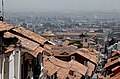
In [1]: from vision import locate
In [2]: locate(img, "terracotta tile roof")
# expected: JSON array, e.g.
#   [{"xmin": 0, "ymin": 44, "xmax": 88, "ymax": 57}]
[
  {"xmin": 79, "ymin": 48, "xmax": 99, "ymax": 55},
  {"xmin": 4, "ymin": 32, "xmax": 45, "ymax": 57},
  {"xmin": 112, "ymin": 51, "xmax": 120, "ymax": 57},
  {"xmin": 104, "ymin": 58, "xmax": 120, "ymax": 68},
  {"xmin": 45, "ymin": 44, "xmax": 77, "ymax": 50},
  {"xmin": 79, "ymin": 48, "xmax": 90, "ymax": 53},
  {"xmin": 0, "ymin": 21, "xmax": 14, "ymax": 31},
  {"xmin": 67, "ymin": 74, "xmax": 74, "ymax": 79},
  {"xmin": 87, "ymin": 32, "xmax": 103, "ymax": 36},
  {"xmin": 44, "ymin": 44, "xmax": 78, "ymax": 56},
  {"xmin": 51, "ymin": 46, "xmax": 68, "ymax": 50},
  {"xmin": 4, "ymin": 32, "xmax": 39, "ymax": 51},
  {"xmin": 63, "ymin": 49, "xmax": 75, "ymax": 54},
  {"xmin": 12, "ymin": 26, "xmax": 47, "ymax": 45},
  {"xmin": 106, "ymin": 75, "xmax": 110, "ymax": 79},
  {"xmin": 56, "ymin": 32, "xmax": 82, "ymax": 35},
  {"xmin": 82, "ymin": 42, "xmax": 89, "ymax": 47},
  {"xmin": 65, "ymin": 27, "xmax": 98, "ymax": 31},
  {"xmin": 57, "ymin": 68, "xmax": 69, "ymax": 79},
  {"xmin": 63, "ymin": 40, "xmax": 69, "ymax": 47},
  {"xmin": 89, "ymin": 41, "xmax": 96, "ymax": 44},
  {"xmin": 48, "ymin": 56, "xmax": 70, "ymax": 68},
  {"xmin": 67, "ymin": 72, "xmax": 82, "ymax": 79},
  {"xmin": 107, "ymin": 56, "xmax": 119, "ymax": 63},
  {"xmin": 91, "ymin": 49, "xmax": 100, "ymax": 54},
  {"xmin": 70, "ymin": 61, "xmax": 88, "ymax": 76},
  {"xmin": 78, "ymin": 48, "xmax": 98, "ymax": 55},
  {"xmin": 50, "ymin": 49, "xmax": 74, "ymax": 56},
  {"xmin": 44, "ymin": 44, "xmax": 53, "ymax": 50},
  {"xmin": 44, "ymin": 56, "xmax": 60, "ymax": 76},
  {"xmin": 79, "ymin": 48, "xmax": 99, "ymax": 60},
  {"xmin": 30, "ymin": 47, "xmax": 45, "ymax": 57},
  {"xmin": 5, "ymin": 44, "xmax": 15, "ymax": 53},
  {"xmin": 105, "ymin": 52, "xmax": 120, "ymax": 79},
  {"xmin": 49, "ymin": 50, "xmax": 61, "ymax": 56},
  {"xmin": 110, "ymin": 72, "xmax": 120, "ymax": 79},
  {"xmin": 43, "ymin": 56, "xmax": 88, "ymax": 78},
  {"xmin": 68, "ymin": 45, "xmax": 78, "ymax": 49},
  {"xmin": 4, "ymin": 32, "xmax": 15, "ymax": 38},
  {"xmin": 112, "ymin": 66, "xmax": 120, "ymax": 71},
  {"xmin": 72, "ymin": 50, "xmax": 98, "ymax": 65},
  {"xmin": 87, "ymin": 61, "xmax": 95, "ymax": 76},
  {"xmin": 73, "ymin": 72, "xmax": 82, "ymax": 79},
  {"xmin": 57, "ymin": 68, "xmax": 82, "ymax": 79}
]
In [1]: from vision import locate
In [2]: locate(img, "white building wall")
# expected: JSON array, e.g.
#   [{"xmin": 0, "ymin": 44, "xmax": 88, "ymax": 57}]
[
  {"xmin": 14, "ymin": 48, "xmax": 21, "ymax": 79},
  {"xmin": 2, "ymin": 56, "xmax": 5, "ymax": 79},
  {"xmin": 4, "ymin": 57, "xmax": 9, "ymax": 79},
  {"xmin": 0, "ymin": 55, "xmax": 2, "ymax": 79},
  {"xmin": 117, "ymin": 42, "xmax": 120, "ymax": 50},
  {"xmin": 0, "ymin": 54, "xmax": 5, "ymax": 79},
  {"xmin": 9, "ymin": 48, "xmax": 21, "ymax": 79},
  {"xmin": 9, "ymin": 51, "xmax": 15, "ymax": 79}
]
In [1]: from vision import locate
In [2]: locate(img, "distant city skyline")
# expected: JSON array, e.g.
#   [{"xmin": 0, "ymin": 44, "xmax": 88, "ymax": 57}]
[{"xmin": 1, "ymin": 0, "xmax": 120, "ymax": 12}]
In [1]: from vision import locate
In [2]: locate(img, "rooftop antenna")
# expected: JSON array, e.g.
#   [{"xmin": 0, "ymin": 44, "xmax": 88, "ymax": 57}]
[{"xmin": 0, "ymin": 0, "xmax": 4, "ymax": 21}]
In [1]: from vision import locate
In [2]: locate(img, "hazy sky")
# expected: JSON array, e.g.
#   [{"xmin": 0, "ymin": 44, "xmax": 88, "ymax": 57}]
[{"xmin": 2, "ymin": 0, "xmax": 120, "ymax": 12}]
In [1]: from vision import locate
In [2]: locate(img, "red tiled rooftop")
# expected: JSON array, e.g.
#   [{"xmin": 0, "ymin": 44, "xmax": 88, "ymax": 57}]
[
  {"xmin": 43, "ymin": 56, "xmax": 88, "ymax": 77},
  {"xmin": 4, "ymin": 32, "xmax": 39, "ymax": 51},
  {"xmin": 110, "ymin": 72, "xmax": 120, "ymax": 79},
  {"xmin": 56, "ymin": 32, "xmax": 82, "ymax": 35},
  {"xmin": 112, "ymin": 51, "xmax": 120, "ymax": 57},
  {"xmin": 104, "ymin": 58, "xmax": 120, "ymax": 68},
  {"xmin": 4, "ymin": 32, "xmax": 46, "ymax": 57},
  {"xmin": 87, "ymin": 61, "xmax": 95, "ymax": 76},
  {"xmin": 0, "ymin": 21, "xmax": 14, "ymax": 31},
  {"xmin": 72, "ymin": 49, "xmax": 98, "ymax": 65},
  {"xmin": 12, "ymin": 26, "xmax": 47, "ymax": 45}
]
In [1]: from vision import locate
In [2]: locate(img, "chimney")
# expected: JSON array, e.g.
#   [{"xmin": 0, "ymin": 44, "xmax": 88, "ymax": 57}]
[{"xmin": 71, "ymin": 56, "xmax": 75, "ymax": 61}]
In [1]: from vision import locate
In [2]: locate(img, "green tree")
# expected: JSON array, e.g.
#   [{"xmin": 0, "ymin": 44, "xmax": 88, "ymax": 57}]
[{"xmin": 69, "ymin": 40, "xmax": 83, "ymax": 48}]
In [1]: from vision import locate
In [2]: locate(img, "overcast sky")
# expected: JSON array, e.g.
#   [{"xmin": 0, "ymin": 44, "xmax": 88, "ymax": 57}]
[{"xmin": 1, "ymin": 0, "xmax": 120, "ymax": 12}]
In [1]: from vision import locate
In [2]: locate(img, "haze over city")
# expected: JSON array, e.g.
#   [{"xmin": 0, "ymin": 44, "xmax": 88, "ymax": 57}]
[
  {"xmin": 1, "ymin": 0, "xmax": 120, "ymax": 12},
  {"xmin": 0, "ymin": 0, "xmax": 120, "ymax": 79}
]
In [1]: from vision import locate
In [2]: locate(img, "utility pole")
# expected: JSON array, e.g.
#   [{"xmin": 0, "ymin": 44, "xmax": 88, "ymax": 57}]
[
  {"xmin": 2, "ymin": 0, "xmax": 4, "ymax": 18},
  {"xmin": 0, "ymin": 0, "xmax": 4, "ymax": 21},
  {"xmin": 0, "ymin": 32, "xmax": 4, "ymax": 79}
]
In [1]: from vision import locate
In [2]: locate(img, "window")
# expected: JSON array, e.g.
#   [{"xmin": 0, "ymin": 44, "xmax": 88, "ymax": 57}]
[{"xmin": 69, "ymin": 70, "xmax": 74, "ymax": 76}]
